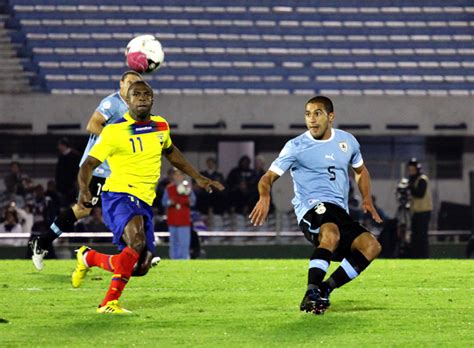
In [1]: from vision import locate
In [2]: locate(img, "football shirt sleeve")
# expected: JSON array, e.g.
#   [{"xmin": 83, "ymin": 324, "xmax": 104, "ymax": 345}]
[
  {"xmin": 269, "ymin": 140, "xmax": 296, "ymax": 176},
  {"xmin": 95, "ymin": 97, "xmax": 116, "ymax": 121},
  {"xmin": 350, "ymin": 135, "xmax": 364, "ymax": 168},
  {"xmin": 89, "ymin": 126, "xmax": 115, "ymax": 162},
  {"xmin": 162, "ymin": 123, "xmax": 173, "ymax": 150}
]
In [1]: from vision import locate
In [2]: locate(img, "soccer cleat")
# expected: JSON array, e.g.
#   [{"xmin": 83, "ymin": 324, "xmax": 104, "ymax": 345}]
[
  {"xmin": 96, "ymin": 300, "xmax": 132, "ymax": 314},
  {"xmin": 71, "ymin": 246, "xmax": 91, "ymax": 288},
  {"xmin": 29, "ymin": 237, "xmax": 48, "ymax": 271},
  {"xmin": 300, "ymin": 288, "xmax": 331, "ymax": 315},
  {"xmin": 151, "ymin": 256, "xmax": 161, "ymax": 267}
]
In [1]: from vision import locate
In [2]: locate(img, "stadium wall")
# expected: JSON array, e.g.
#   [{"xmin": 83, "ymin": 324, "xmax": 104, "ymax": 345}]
[{"xmin": 0, "ymin": 94, "xmax": 473, "ymax": 135}]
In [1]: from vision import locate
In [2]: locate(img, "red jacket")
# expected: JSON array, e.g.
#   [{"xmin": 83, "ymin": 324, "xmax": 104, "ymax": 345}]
[{"xmin": 164, "ymin": 183, "xmax": 192, "ymax": 226}]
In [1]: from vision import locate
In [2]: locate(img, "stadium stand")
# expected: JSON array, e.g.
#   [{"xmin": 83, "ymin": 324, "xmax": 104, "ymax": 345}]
[{"xmin": 3, "ymin": 0, "xmax": 474, "ymax": 95}]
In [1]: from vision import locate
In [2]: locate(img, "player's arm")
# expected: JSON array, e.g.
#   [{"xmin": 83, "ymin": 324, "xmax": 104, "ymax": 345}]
[
  {"xmin": 164, "ymin": 145, "xmax": 224, "ymax": 193},
  {"xmin": 77, "ymin": 156, "xmax": 102, "ymax": 209},
  {"xmin": 86, "ymin": 111, "xmax": 106, "ymax": 136},
  {"xmin": 249, "ymin": 170, "xmax": 280, "ymax": 226},
  {"xmin": 353, "ymin": 164, "xmax": 382, "ymax": 223}
]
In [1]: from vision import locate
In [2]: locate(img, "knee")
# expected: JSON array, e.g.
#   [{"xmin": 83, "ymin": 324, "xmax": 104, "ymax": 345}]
[
  {"xmin": 129, "ymin": 236, "xmax": 146, "ymax": 254},
  {"xmin": 320, "ymin": 226, "xmax": 340, "ymax": 249},
  {"xmin": 365, "ymin": 236, "xmax": 382, "ymax": 260}
]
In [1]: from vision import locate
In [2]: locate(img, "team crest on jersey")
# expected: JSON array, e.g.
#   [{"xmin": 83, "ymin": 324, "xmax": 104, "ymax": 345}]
[
  {"xmin": 339, "ymin": 142, "xmax": 348, "ymax": 152},
  {"xmin": 314, "ymin": 202, "xmax": 326, "ymax": 215},
  {"xmin": 102, "ymin": 101, "xmax": 112, "ymax": 110}
]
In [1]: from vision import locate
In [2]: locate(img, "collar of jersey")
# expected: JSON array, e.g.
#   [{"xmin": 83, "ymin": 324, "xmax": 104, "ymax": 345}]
[
  {"xmin": 123, "ymin": 112, "xmax": 154, "ymax": 125},
  {"xmin": 118, "ymin": 91, "xmax": 127, "ymax": 105},
  {"xmin": 304, "ymin": 128, "xmax": 335, "ymax": 142}
]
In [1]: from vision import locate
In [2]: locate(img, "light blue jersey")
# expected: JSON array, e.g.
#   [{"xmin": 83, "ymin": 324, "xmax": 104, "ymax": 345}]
[
  {"xmin": 269, "ymin": 128, "xmax": 363, "ymax": 224},
  {"xmin": 79, "ymin": 91, "xmax": 128, "ymax": 178}
]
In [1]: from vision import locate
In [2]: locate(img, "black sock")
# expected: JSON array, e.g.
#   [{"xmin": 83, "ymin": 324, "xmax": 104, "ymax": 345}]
[
  {"xmin": 326, "ymin": 250, "xmax": 371, "ymax": 290},
  {"xmin": 307, "ymin": 247, "xmax": 333, "ymax": 290},
  {"xmin": 40, "ymin": 208, "xmax": 78, "ymax": 248}
]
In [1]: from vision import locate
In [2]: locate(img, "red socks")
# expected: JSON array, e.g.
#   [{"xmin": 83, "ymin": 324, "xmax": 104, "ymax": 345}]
[
  {"xmin": 100, "ymin": 247, "xmax": 139, "ymax": 307},
  {"xmin": 85, "ymin": 249, "xmax": 115, "ymax": 272}
]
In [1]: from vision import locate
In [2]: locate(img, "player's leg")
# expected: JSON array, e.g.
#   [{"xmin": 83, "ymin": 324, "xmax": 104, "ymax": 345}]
[
  {"xmin": 30, "ymin": 204, "xmax": 91, "ymax": 270},
  {"xmin": 30, "ymin": 176, "xmax": 104, "ymax": 270},
  {"xmin": 322, "ymin": 232, "xmax": 381, "ymax": 295},
  {"xmin": 97, "ymin": 215, "xmax": 145, "ymax": 313},
  {"xmin": 300, "ymin": 222, "xmax": 339, "ymax": 314}
]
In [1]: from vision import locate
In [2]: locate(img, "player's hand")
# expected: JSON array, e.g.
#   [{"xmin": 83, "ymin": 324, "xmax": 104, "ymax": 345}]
[
  {"xmin": 196, "ymin": 176, "xmax": 225, "ymax": 194},
  {"xmin": 362, "ymin": 200, "xmax": 383, "ymax": 224},
  {"xmin": 249, "ymin": 196, "xmax": 270, "ymax": 226},
  {"xmin": 78, "ymin": 190, "xmax": 93, "ymax": 209}
]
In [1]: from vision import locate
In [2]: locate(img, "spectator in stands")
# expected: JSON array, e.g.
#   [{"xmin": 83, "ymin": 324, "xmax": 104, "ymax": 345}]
[
  {"xmin": 229, "ymin": 179, "xmax": 254, "ymax": 216},
  {"xmin": 55, "ymin": 137, "xmax": 81, "ymax": 207},
  {"xmin": 44, "ymin": 180, "xmax": 61, "ymax": 214},
  {"xmin": 29, "ymin": 184, "xmax": 59, "ymax": 232},
  {"xmin": 407, "ymin": 158, "xmax": 432, "ymax": 258},
  {"xmin": 0, "ymin": 203, "xmax": 33, "ymax": 247},
  {"xmin": 162, "ymin": 169, "xmax": 196, "ymax": 259},
  {"xmin": 79, "ymin": 207, "xmax": 110, "ymax": 233},
  {"xmin": 0, "ymin": 183, "xmax": 26, "ymax": 211},
  {"xmin": 198, "ymin": 157, "xmax": 227, "ymax": 218},
  {"xmin": 3, "ymin": 161, "xmax": 29, "ymax": 197},
  {"xmin": 0, "ymin": 205, "xmax": 23, "ymax": 246},
  {"xmin": 155, "ymin": 167, "xmax": 176, "ymax": 215},
  {"xmin": 226, "ymin": 155, "xmax": 257, "ymax": 192}
]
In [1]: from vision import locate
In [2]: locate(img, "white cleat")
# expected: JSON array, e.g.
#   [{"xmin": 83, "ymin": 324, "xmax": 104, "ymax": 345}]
[{"xmin": 29, "ymin": 238, "xmax": 48, "ymax": 271}]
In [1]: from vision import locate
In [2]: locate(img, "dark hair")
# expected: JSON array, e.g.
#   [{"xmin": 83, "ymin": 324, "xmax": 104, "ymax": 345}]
[
  {"xmin": 306, "ymin": 96, "xmax": 334, "ymax": 114},
  {"xmin": 121, "ymin": 70, "xmax": 143, "ymax": 81},
  {"xmin": 58, "ymin": 137, "xmax": 70, "ymax": 147},
  {"xmin": 126, "ymin": 80, "xmax": 153, "ymax": 98},
  {"xmin": 407, "ymin": 157, "xmax": 422, "ymax": 171}
]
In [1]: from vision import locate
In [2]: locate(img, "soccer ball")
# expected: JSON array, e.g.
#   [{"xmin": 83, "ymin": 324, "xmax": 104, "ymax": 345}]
[{"xmin": 125, "ymin": 34, "xmax": 165, "ymax": 73}]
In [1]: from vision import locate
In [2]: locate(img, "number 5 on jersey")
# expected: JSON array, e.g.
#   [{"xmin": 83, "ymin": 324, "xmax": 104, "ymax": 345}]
[{"xmin": 328, "ymin": 166, "xmax": 336, "ymax": 181}]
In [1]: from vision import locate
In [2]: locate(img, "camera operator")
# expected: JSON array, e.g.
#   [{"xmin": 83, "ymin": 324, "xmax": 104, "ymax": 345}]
[{"xmin": 407, "ymin": 158, "xmax": 432, "ymax": 258}]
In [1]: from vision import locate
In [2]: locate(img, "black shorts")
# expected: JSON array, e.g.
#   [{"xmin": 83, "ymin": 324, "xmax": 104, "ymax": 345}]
[
  {"xmin": 88, "ymin": 176, "xmax": 106, "ymax": 207},
  {"xmin": 299, "ymin": 202, "xmax": 369, "ymax": 260}
]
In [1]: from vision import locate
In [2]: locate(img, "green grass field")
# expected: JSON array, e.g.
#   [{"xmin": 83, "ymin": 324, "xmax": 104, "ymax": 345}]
[{"xmin": 0, "ymin": 259, "xmax": 472, "ymax": 347}]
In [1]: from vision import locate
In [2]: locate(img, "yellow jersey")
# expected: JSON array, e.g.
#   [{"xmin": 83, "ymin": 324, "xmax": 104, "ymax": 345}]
[{"xmin": 89, "ymin": 111, "xmax": 172, "ymax": 205}]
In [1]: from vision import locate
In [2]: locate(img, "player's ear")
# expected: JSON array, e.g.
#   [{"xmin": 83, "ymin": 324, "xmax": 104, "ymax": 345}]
[{"xmin": 329, "ymin": 112, "xmax": 335, "ymax": 122}]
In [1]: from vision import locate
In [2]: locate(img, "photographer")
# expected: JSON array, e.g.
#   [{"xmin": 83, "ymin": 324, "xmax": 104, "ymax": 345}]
[{"xmin": 407, "ymin": 158, "xmax": 432, "ymax": 258}]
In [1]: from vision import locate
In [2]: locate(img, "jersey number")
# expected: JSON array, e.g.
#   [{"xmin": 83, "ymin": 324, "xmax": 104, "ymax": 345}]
[
  {"xmin": 328, "ymin": 166, "xmax": 336, "ymax": 181},
  {"xmin": 129, "ymin": 137, "xmax": 143, "ymax": 153}
]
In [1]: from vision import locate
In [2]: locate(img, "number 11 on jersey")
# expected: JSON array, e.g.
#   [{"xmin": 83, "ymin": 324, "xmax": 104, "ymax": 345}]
[{"xmin": 129, "ymin": 137, "xmax": 143, "ymax": 153}]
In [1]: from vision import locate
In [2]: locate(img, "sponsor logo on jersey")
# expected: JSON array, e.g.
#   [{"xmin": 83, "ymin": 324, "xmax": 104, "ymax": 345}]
[{"xmin": 325, "ymin": 153, "xmax": 335, "ymax": 160}]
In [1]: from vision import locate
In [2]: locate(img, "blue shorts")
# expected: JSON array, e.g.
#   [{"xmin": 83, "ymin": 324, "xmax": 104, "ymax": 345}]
[{"xmin": 101, "ymin": 192, "xmax": 156, "ymax": 255}]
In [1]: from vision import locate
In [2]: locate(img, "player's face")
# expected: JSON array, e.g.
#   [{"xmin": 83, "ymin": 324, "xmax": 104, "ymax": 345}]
[
  {"xmin": 305, "ymin": 102, "xmax": 334, "ymax": 140},
  {"xmin": 127, "ymin": 84, "xmax": 154, "ymax": 120},
  {"xmin": 120, "ymin": 74, "xmax": 143, "ymax": 99}
]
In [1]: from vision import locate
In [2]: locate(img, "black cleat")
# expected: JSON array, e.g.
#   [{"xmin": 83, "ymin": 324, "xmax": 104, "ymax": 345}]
[{"xmin": 300, "ymin": 288, "xmax": 330, "ymax": 315}]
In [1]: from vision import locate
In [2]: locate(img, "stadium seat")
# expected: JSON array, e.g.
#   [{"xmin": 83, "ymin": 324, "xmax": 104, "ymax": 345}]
[{"xmin": 7, "ymin": 0, "xmax": 474, "ymax": 94}]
